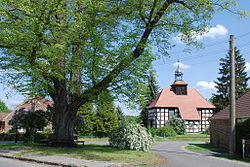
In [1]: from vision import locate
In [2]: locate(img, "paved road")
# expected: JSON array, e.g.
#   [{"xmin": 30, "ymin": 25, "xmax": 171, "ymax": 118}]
[
  {"xmin": 0, "ymin": 157, "xmax": 56, "ymax": 167},
  {"xmin": 149, "ymin": 141, "xmax": 250, "ymax": 167}
]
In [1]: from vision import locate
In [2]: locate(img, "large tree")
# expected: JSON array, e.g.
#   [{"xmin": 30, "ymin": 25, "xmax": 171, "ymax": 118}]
[
  {"xmin": 211, "ymin": 47, "xmax": 249, "ymax": 111},
  {"xmin": 0, "ymin": 0, "xmax": 243, "ymax": 146}
]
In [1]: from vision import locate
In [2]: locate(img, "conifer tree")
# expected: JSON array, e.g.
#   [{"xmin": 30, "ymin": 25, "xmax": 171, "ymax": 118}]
[
  {"xmin": 139, "ymin": 71, "xmax": 160, "ymax": 127},
  {"xmin": 211, "ymin": 48, "xmax": 249, "ymax": 111}
]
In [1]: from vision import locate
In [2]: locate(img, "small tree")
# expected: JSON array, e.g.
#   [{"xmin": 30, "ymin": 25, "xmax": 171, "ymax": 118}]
[
  {"xmin": 116, "ymin": 105, "xmax": 125, "ymax": 123},
  {"xmin": 168, "ymin": 116, "xmax": 186, "ymax": 135},
  {"xmin": 0, "ymin": 101, "xmax": 10, "ymax": 113},
  {"xmin": 75, "ymin": 91, "xmax": 119, "ymax": 137},
  {"xmin": 9, "ymin": 108, "xmax": 51, "ymax": 142}
]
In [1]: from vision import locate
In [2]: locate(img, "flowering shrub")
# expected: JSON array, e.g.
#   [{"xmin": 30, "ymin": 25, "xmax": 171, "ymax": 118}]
[{"xmin": 109, "ymin": 123, "xmax": 154, "ymax": 152}]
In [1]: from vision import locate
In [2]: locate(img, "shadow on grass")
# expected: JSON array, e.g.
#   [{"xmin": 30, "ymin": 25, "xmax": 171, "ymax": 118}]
[
  {"xmin": 187, "ymin": 143, "xmax": 227, "ymax": 153},
  {"xmin": 0, "ymin": 143, "xmax": 163, "ymax": 165},
  {"xmin": 186, "ymin": 143, "xmax": 250, "ymax": 164}
]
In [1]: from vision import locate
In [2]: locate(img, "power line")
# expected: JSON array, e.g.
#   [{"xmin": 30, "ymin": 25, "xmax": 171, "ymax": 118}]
[{"xmin": 168, "ymin": 31, "xmax": 250, "ymax": 56}]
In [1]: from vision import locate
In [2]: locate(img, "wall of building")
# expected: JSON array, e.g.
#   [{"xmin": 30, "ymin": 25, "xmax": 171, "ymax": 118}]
[
  {"xmin": 148, "ymin": 107, "xmax": 213, "ymax": 133},
  {"xmin": 210, "ymin": 119, "xmax": 229, "ymax": 149},
  {"xmin": 3, "ymin": 112, "xmax": 15, "ymax": 133}
]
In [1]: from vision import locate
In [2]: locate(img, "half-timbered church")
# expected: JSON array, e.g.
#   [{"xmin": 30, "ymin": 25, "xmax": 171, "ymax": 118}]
[{"xmin": 147, "ymin": 62, "xmax": 216, "ymax": 133}]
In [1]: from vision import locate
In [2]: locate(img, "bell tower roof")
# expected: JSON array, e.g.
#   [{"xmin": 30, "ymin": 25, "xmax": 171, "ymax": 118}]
[{"xmin": 175, "ymin": 60, "xmax": 183, "ymax": 81}]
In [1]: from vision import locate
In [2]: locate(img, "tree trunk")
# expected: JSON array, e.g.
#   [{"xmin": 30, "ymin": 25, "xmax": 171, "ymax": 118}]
[{"xmin": 51, "ymin": 99, "xmax": 78, "ymax": 147}]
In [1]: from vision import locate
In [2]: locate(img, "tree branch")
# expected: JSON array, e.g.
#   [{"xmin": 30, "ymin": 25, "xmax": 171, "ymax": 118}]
[{"xmin": 71, "ymin": 0, "xmax": 175, "ymax": 110}]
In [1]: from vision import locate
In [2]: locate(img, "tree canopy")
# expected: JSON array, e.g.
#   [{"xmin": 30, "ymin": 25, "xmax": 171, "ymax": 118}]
[{"xmin": 0, "ymin": 0, "xmax": 244, "ymax": 145}]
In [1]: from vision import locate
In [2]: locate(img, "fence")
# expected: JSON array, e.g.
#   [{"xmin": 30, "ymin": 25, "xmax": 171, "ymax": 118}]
[{"xmin": 242, "ymin": 139, "xmax": 250, "ymax": 158}]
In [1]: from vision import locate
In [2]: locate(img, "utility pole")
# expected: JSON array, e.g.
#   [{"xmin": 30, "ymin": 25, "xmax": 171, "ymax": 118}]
[{"xmin": 229, "ymin": 35, "xmax": 236, "ymax": 156}]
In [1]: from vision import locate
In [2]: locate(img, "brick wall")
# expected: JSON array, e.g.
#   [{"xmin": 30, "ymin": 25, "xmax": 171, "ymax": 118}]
[{"xmin": 210, "ymin": 119, "xmax": 229, "ymax": 149}]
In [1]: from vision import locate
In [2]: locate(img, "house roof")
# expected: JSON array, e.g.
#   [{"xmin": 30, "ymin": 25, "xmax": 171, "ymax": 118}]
[
  {"xmin": 172, "ymin": 80, "xmax": 188, "ymax": 86},
  {"xmin": 14, "ymin": 97, "xmax": 53, "ymax": 112},
  {"xmin": 0, "ymin": 113, "xmax": 9, "ymax": 121},
  {"xmin": 147, "ymin": 88, "xmax": 215, "ymax": 120},
  {"xmin": 211, "ymin": 90, "xmax": 250, "ymax": 120}
]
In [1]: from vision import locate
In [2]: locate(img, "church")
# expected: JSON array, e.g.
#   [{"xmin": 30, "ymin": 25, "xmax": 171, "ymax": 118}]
[{"xmin": 147, "ymin": 62, "xmax": 216, "ymax": 133}]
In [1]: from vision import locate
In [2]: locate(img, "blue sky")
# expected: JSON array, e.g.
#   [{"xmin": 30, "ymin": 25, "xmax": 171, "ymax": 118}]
[
  {"xmin": 0, "ymin": 0, "xmax": 250, "ymax": 115},
  {"xmin": 155, "ymin": 0, "xmax": 250, "ymax": 99}
]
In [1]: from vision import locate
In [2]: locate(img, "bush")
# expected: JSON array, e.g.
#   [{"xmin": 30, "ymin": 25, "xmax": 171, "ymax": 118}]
[
  {"xmin": 147, "ymin": 127, "xmax": 157, "ymax": 137},
  {"xmin": 109, "ymin": 123, "xmax": 154, "ymax": 152},
  {"xmin": 9, "ymin": 108, "xmax": 52, "ymax": 142},
  {"xmin": 156, "ymin": 126, "xmax": 176, "ymax": 137},
  {"xmin": 168, "ymin": 116, "xmax": 186, "ymax": 135},
  {"xmin": 236, "ymin": 119, "xmax": 250, "ymax": 155}
]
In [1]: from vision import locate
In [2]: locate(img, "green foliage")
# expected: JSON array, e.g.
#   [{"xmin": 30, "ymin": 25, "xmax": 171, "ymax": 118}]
[
  {"xmin": 0, "ymin": 101, "xmax": 10, "ymax": 113},
  {"xmin": 109, "ymin": 123, "xmax": 154, "ymax": 152},
  {"xmin": 139, "ymin": 71, "xmax": 160, "ymax": 127},
  {"xmin": 156, "ymin": 126, "xmax": 177, "ymax": 137},
  {"xmin": 0, "ymin": 0, "xmax": 243, "ymax": 141},
  {"xmin": 211, "ymin": 48, "xmax": 249, "ymax": 111},
  {"xmin": 9, "ymin": 108, "xmax": 51, "ymax": 142},
  {"xmin": 236, "ymin": 119, "xmax": 250, "ymax": 155},
  {"xmin": 139, "ymin": 108, "xmax": 149, "ymax": 127},
  {"xmin": 75, "ymin": 91, "xmax": 119, "ymax": 137},
  {"xmin": 116, "ymin": 105, "xmax": 125, "ymax": 122},
  {"xmin": 124, "ymin": 115, "xmax": 139, "ymax": 124},
  {"xmin": 147, "ymin": 127, "xmax": 157, "ymax": 137},
  {"xmin": 168, "ymin": 116, "xmax": 186, "ymax": 135}
]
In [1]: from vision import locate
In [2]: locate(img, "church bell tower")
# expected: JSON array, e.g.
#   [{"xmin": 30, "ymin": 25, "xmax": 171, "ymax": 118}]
[{"xmin": 171, "ymin": 61, "xmax": 188, "ymax": 95}]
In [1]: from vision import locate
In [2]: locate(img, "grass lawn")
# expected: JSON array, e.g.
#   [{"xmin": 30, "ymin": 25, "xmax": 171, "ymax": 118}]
[
  {"xmin": 0, "ymin": 143, "xmax": 164, "ymax": 166},
  {"xmin": 185, "ymin": 143, "xmax": 250, "ymax": 164},
  {"xmin": 185, "ymin": 143, "xmax": 227, "ymax": 152},
  {"xmin": 78, "ymin": 136, "xmax": 109, "ymax": 142},
  {"xmin": 154, "ymin": 134, "xmax": 210, "ymax": 142},
  {"xmin": 77, "ymin": 134, "xmax": 209, "ymax": 142}
]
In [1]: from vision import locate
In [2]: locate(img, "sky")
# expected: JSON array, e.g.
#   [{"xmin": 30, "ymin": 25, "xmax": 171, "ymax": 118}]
[
  {"xmin": 154, "ymin": 0, "xmax": 250, "ymax": 101},
  {"xmin": 0, "ymin": 0, "xmax": 250, "ymax": 115}
]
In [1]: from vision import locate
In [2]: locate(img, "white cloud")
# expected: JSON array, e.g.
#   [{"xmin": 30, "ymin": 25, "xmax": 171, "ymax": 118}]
[
  {"xmin": 173, "ymin": 25, "xmax": 228, "ymax": 42},
  {"xmin": 245, "ymin": 62, "xmax": 250, "ymax": 72},
  {"xmin": 173, "ymin": 62, "xmax": 191, "ymax": 69},
  {"xmin": 196, "ymin": 81, "xmax": 216, "ymax": 90}
]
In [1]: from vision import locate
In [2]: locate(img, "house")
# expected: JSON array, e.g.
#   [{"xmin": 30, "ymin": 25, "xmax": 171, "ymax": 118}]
[
  {"xmin": 147, "ymin": 62, "xmax": 216, "ymax": 133},
  {"xmin": 14, "ymin": 97, "xmax": 53, "ymax": 112},
  {"xmin": 0, "ymin": 97, "xmax": 53, "ymax": 133},
  {"xmin": 0, "ymin": 112, "xmax": 13, "ymax": 133},
  {"xmin": 210, "ymin": 90, "xmax": 250, "ymax": 149}
]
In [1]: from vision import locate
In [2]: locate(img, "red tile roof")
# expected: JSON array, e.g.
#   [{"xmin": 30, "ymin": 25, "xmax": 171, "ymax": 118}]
[
  {"xmin": 147, "ymin": 88, "xmax": 215, "ymax": 120},
  {"xmin": 172, "ymin": 80, "xmax": 188, "ymax": 85},
  {"xmin": 14, "ymin": 97, "xmax": 53, "ymax": 112},
  {"xmin": 0, "ymin": 113, "xmax": 9, "ymax": 121},
  {"xmin": 211, "ymin": 90, "xmax": 250, "ymax": 120}
]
